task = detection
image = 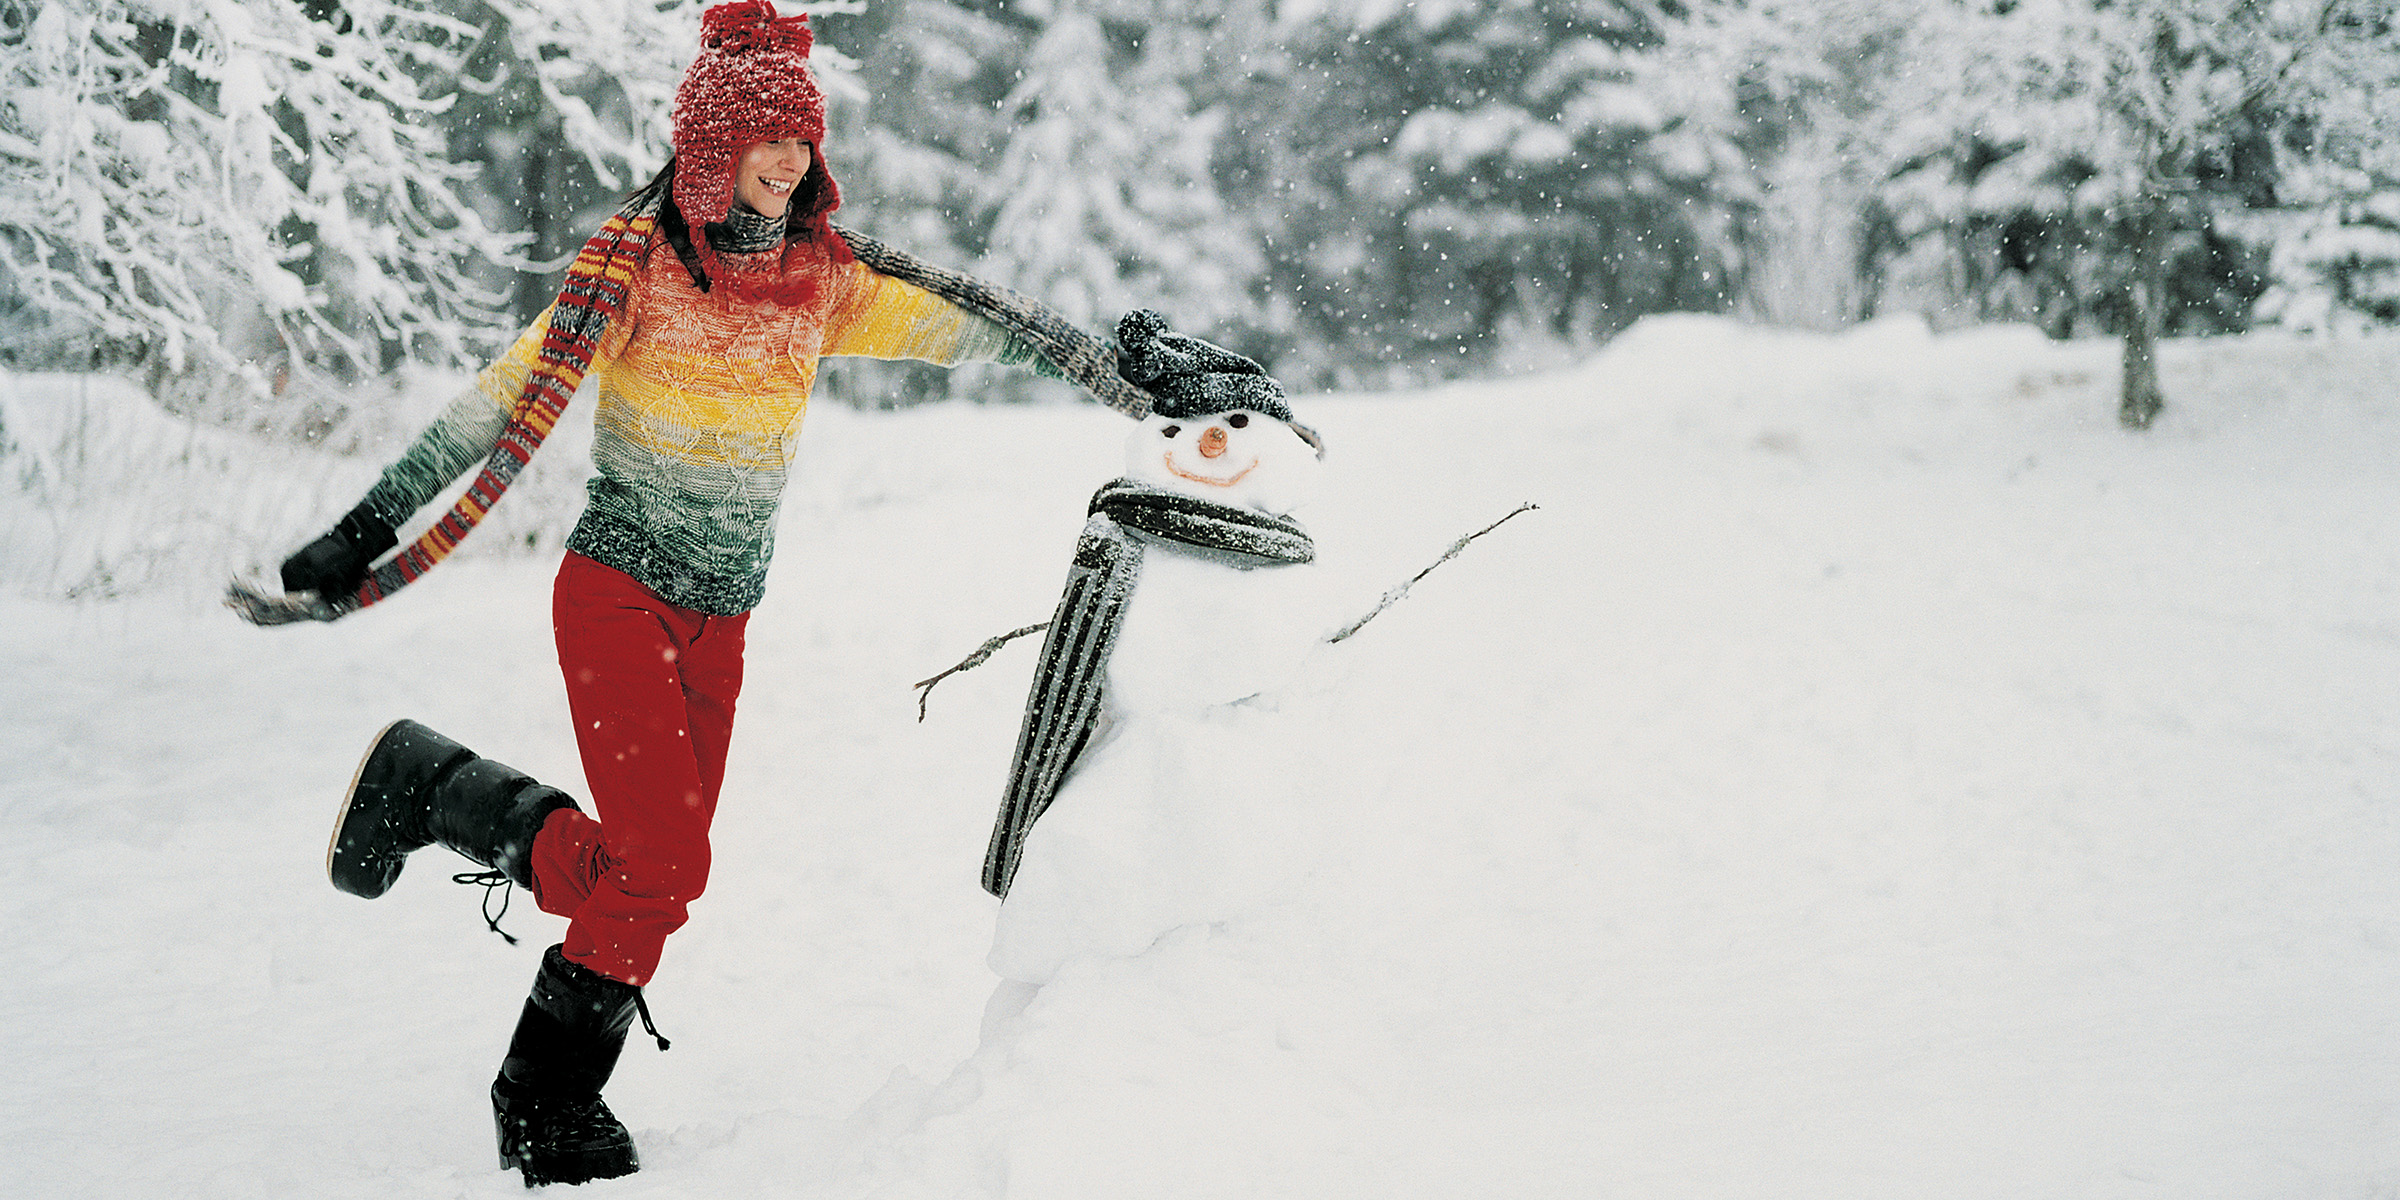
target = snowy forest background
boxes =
[12,5,2400,1194]
[4,0,2398,441]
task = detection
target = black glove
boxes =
[279,503,398,598]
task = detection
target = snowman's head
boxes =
[1114,309,1324,516]
[1126,407,1322,516]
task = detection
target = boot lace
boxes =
[633,992,672,1052]
[452,870,519,945]
[454,873,672,1054]
[456,873,676,1051]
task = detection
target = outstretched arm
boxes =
[828,224,1153,419]
[230,296,636,625]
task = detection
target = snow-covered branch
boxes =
[1327,502,1538,644]
[1,0,521,403]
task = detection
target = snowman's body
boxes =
[987,405,1327,986]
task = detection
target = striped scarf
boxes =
[348,181,668,612]
[223,177,666,626]
[982,479,1315,898]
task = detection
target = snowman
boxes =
[983,310,1332,988]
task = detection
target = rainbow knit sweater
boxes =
[358,218,1056,615]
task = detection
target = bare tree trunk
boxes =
[518,124,564,325]
[2119,192,2168,430]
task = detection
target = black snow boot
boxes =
[327,719,579,899]
[492,944,645,1187]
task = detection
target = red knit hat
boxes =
[670,1,845,297]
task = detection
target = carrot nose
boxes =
[1199,427,1228,458]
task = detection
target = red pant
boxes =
[529,552,749,986]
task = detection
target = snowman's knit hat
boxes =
[670,1,844,295]
[1114,309,1294,423]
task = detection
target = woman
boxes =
[247,1,1142,1185]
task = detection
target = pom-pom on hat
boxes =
[1114,309,1295,423]
[670,1,845,299]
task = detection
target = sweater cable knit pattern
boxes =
[361,224,1062,615]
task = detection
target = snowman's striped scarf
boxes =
[982,479,1313,898]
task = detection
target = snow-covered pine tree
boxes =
[803,0,1031,406]
[971,2,1256,373]
[1212,0,1752,388]
[2264,161,2400,334]
[816,0,1011,256]
[2246,1,2400,334]
[1664,0,1912,330]
[1832,0,2378,428]
[0,0,521,425]
[814,0,1255,407]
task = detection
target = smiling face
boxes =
[733,138,814,219]
[1126,409,1322,516]
[1159,411,1259,487]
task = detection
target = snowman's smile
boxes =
[1162,451,1257,487]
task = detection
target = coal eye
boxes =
[1161,424,1181,438]
[1227,413,1249,428]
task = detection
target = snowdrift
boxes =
[4,316,2399,1198]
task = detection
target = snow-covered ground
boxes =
[5,315,2400,1198]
